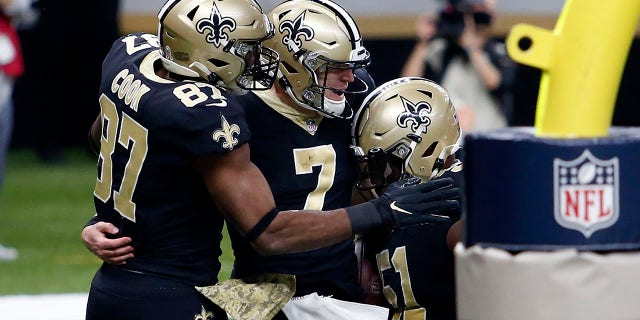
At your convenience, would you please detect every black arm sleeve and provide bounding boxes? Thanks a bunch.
[84,215,100,229]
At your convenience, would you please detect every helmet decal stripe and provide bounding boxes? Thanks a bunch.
[158,0,180,20]
[310,0,361,49]
[249,0,263,13]
[157,0,181,47]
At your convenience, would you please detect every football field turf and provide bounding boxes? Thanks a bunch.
[0,148,235,296]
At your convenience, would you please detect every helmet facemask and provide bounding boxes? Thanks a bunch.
[220,39,280,94]
[290,53,370,119]
[352,146,411,194]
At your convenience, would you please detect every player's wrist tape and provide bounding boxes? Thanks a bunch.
[345,202,383,235]
[244,208,279,242]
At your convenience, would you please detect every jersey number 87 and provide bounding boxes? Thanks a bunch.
[94,94,148,222]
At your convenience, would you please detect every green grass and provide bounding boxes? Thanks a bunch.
[0,148,234,295]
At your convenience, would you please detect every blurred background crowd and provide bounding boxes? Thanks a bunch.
[7,0,640,164]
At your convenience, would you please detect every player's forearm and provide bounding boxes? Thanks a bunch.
[252,209,353,255]
[467,48,501,90]
[399,41,429,77]
[197,146,355,254]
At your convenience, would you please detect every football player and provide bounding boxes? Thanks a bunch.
[351,77,464,320]
[82,0,462,319]
[227,0,386,318]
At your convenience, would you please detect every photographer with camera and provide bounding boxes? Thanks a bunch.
[400,0,516,134]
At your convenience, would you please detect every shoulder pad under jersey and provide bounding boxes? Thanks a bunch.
[143,83,251,156]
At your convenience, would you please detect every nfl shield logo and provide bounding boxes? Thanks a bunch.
[553,149,619,238]
[305,119,318,133]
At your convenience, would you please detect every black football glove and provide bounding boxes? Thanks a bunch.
[379,176,421,194]
[371,177,461,229]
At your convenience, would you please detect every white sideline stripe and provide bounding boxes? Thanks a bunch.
[0,293,88,320]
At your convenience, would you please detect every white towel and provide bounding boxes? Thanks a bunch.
[282,292,389,320]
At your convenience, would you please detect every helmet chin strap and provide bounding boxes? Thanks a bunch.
[276,70,313,111]
[192,61,247,95]
[406,125,423,179]
[441,127,465,176]
[284,84,317,112]
[429,144,463,180]
[160,56,200,78]
[282,80,349,118]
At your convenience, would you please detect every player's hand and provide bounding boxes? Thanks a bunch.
[373,177,461,228]
[416,13,437,42]
[82,222,135,265]
[380,176,422,194]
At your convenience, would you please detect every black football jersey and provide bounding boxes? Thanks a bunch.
[373,220,457,320]
[93,33,250,286]
[228,90,361,300]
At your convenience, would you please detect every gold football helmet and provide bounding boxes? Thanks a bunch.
[158,0,280,93]
[352,77,463,187]
[265,0,371,119]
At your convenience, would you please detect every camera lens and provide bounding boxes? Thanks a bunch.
[437,8,465,38]
[473,12,492,26]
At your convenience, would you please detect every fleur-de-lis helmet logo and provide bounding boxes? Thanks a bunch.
[279,11,314,52]
[193,306,215,320]
[397,96,432,133]
[213,115,241,150]
[196,3,237,47]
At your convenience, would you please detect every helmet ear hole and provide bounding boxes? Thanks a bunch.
[280,61,298,74]
[422,141,438,158]
[208,58,229,68]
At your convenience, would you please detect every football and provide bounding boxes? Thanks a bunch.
[355,238,388,306]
